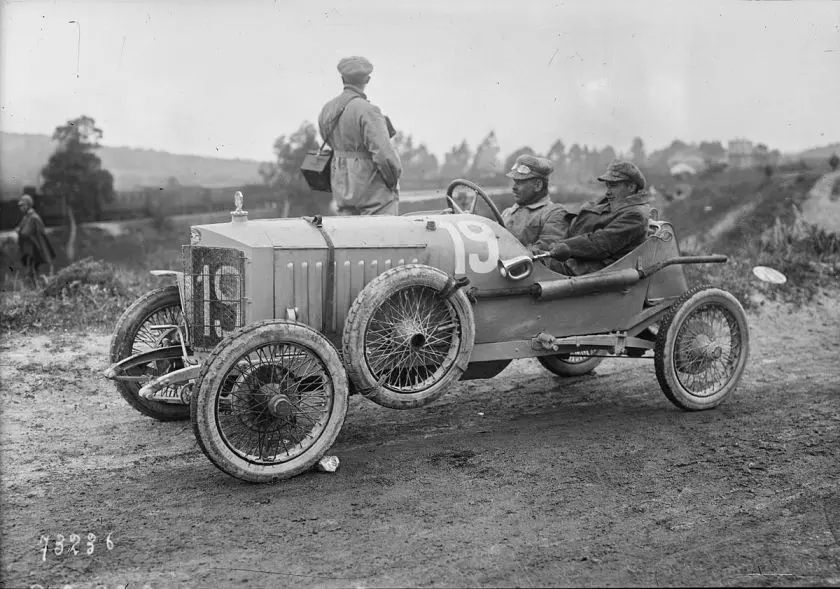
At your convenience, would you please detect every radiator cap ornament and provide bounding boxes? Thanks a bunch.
[231,191,248,223]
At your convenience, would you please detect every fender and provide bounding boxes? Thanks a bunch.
[102,345,184,381]
[149,270,189,342]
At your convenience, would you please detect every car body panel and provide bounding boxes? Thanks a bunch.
[184,212,688,355]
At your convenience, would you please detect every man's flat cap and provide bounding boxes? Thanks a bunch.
[506,154,554,180]
[597,159,646,189]
[337,56,373,79]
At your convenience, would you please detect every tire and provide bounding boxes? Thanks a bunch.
[537,350,604,376]
[342,264,475,410]
[190,320,348,483]
[655,286,749,411]
[109,286,190,421]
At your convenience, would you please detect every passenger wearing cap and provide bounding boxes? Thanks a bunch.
[317,56,402,215]
[551,159,651,276]
[15,190,55,284]
[501,154,572,256]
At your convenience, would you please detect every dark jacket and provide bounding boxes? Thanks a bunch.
[500,194,571,253]
[318,85,402,214]
[557,191,651,275]
[16,209,55,268]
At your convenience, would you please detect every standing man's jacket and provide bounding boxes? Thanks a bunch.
[318,85,402,214]
[16,209,55,267]
[557,191,651,275]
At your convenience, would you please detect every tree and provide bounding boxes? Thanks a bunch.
[393,133,439,182]
[260,121,320,216]
[698,140,726,162]
[41,115,115,260]
[471,131,501,179]
[599,146,617,172]
[392,132,415,163]
[547,139,566,173]
[829,152,839,171]
[629,137,645,164]
[567,144,583,182]
[440,140,473,179]
[583,146,600,179]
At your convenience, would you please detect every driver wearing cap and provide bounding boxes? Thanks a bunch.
[501,154,571,255]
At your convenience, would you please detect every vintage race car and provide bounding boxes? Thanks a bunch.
[104,181,749,483]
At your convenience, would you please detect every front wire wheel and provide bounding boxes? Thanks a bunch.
[191,320,348,483]
[109,286,190,421]
[342,264,475,410]
[655,286,749,411]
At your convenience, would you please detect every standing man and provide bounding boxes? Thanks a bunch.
[16,192,56,284]
[318,56,402,216]
[551,160,651,275]
[501,154,571,255]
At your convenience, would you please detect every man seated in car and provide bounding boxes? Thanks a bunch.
[501,154,571,256]
[549,159,651,276]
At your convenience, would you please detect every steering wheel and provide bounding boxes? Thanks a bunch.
[445,179,506,228]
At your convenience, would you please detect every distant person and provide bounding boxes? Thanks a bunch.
[501,154,571,255]
[318,56,402,216]
[16,193,56,284]
[550,159,651,275]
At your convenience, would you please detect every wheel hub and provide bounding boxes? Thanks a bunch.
[677,328,723,374]
[394,320,427,349]
[267,392,294,419]
[695,333,723,360]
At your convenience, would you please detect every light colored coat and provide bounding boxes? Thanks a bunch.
[500,194,571,253]
[318,85,402,215]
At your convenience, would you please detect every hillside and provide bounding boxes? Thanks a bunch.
[796,142,840,161]
[0,132,264,194]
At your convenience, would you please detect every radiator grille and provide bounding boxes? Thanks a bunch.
[182,246,246,349]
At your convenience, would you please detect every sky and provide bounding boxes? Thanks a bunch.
[2,0,839,163]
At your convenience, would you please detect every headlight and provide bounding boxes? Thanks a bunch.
[190,228,201,245]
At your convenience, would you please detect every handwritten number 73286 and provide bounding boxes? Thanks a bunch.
[39,533,114,561]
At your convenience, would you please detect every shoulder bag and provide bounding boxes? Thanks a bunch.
[301,96,360,192]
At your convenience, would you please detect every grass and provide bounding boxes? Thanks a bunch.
[679,173,840,310]
[1,222,185,334]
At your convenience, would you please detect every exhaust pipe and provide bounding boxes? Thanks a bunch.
[493,248,728,301]
[536,268,641,300]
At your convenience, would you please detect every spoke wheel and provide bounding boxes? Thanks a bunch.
[109,286,190,421]
[655,286,749,411]
[537,348,604,377]
[191,320,348,482]
[343,264,475,410]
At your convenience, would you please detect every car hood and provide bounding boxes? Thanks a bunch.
[191,215,449,250]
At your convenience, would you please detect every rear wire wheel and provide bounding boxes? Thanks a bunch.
[655,286,749,411]
[191,320,348,483]
[109,286,190,421]
[537,349,604,377]
[342,264,475,410]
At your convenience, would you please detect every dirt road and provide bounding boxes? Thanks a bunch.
[802,171,840,235]
[2,296,839,588]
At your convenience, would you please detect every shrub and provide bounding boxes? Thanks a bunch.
[42,257,127,298]
[685,204,840,310]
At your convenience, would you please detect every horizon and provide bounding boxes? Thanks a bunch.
[2,0,839,163]
[4,129,837,166]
